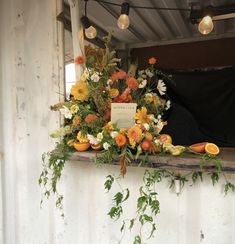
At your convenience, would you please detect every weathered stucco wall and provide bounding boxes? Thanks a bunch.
[1,0,235,244]
[0,0,64,243]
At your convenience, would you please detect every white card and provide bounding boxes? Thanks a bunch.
[111,103,137,129]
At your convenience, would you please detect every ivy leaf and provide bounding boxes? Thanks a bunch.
[133,235,141,244]
[120,221,125,232]
[123,188,130,202]
[148,223,156,239]
[192,172,203,184]
[150,199,160,215]
[108,206,123,219]
[139,214,153,225]
[137,196,147,211]
[129,218,135,230]
[224,182,235,195]
[210,172,219,185]
[113,192,123,205]
[104,175,114,192]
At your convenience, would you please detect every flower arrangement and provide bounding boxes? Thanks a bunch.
[39,35,234,243]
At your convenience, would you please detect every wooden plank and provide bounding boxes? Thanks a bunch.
[69,148,235,173]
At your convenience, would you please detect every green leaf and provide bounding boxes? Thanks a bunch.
[120,221,125,232]
[129,219,135,230]
[113,192,123,205]
[133,235,141,244]
[108,206,123,219]
[224,181,235,195]
[148,223,156,239]
[123,188,130,202]
[104,175,114,192]
[210,172,219,186]
[137,196,147,211]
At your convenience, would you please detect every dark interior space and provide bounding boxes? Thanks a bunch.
[131,38,235,146]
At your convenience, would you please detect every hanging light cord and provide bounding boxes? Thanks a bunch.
[87,0,191,12]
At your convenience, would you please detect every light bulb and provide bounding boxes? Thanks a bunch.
[198,16,214,35]
[85,26,97,39]
[117,14,130,29]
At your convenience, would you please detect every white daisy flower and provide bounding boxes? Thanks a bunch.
[60,106,72,119]
[157,79,166,96]
[90,72,100,82]
[103,142,111,150]
[139,79,147,88]
[110,131,118,138]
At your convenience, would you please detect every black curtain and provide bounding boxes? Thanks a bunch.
[162,67,235,147]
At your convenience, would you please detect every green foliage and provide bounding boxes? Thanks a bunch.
[39,141,72,214]
[224,181,235,195]
[104,175,114,192]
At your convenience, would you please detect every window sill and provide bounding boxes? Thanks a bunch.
[69,148,235,173]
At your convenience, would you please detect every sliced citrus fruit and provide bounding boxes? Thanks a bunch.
[74,142,90,152]
[157,134,172,144]
[170,146,185,156]
[189,142,207,153]
[205,143,220,156]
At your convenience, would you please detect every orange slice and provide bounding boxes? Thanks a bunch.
[189,142,207,153]
[205,143,220,156]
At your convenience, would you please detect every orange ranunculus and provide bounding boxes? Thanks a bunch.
[116,70,127,79]
[74,56,85,65]
[126,77,139,90]
[85,114,98,124]
[115,133,127,147]
[114,88,131,103]
[109,88,119,98]
[148,57,157,65]
[135,107,153,125]
[127,126,143,147]
[110,70,127,81]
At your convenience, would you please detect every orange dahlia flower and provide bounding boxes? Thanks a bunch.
[109,88,119,98]
[115,133,127,147]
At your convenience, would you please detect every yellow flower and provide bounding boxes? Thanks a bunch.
[145,94,153,103]
[71,81,89,101]
[135,107,153,125]
[77,131,88,143]
[103,121,113,131]
[153,96,160,105]
[109,88,119,98]
[70,104,79,114]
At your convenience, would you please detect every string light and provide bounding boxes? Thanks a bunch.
[81,0,235,37]
[117,2,130,29]
[198,16,214,35]
[81,0,97,39]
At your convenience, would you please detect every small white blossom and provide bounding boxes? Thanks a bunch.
[87,134,99,145]
[143,123,150,131]
[154,139,161,145]
[165,100,171,110]
[157,79,166,96]
[90,72,100,82]
[156,120,164,133]
[97,132,103,142]
[60,106,72,119]
[153,118,158,123]
[110,131,118,138]
[103,142,111,150]
[157,115,162,120]
[139,79,147,88]
[70,104,79,114]
[145,93,153,98]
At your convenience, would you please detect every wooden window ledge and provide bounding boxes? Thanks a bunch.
[69,148,235,173]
